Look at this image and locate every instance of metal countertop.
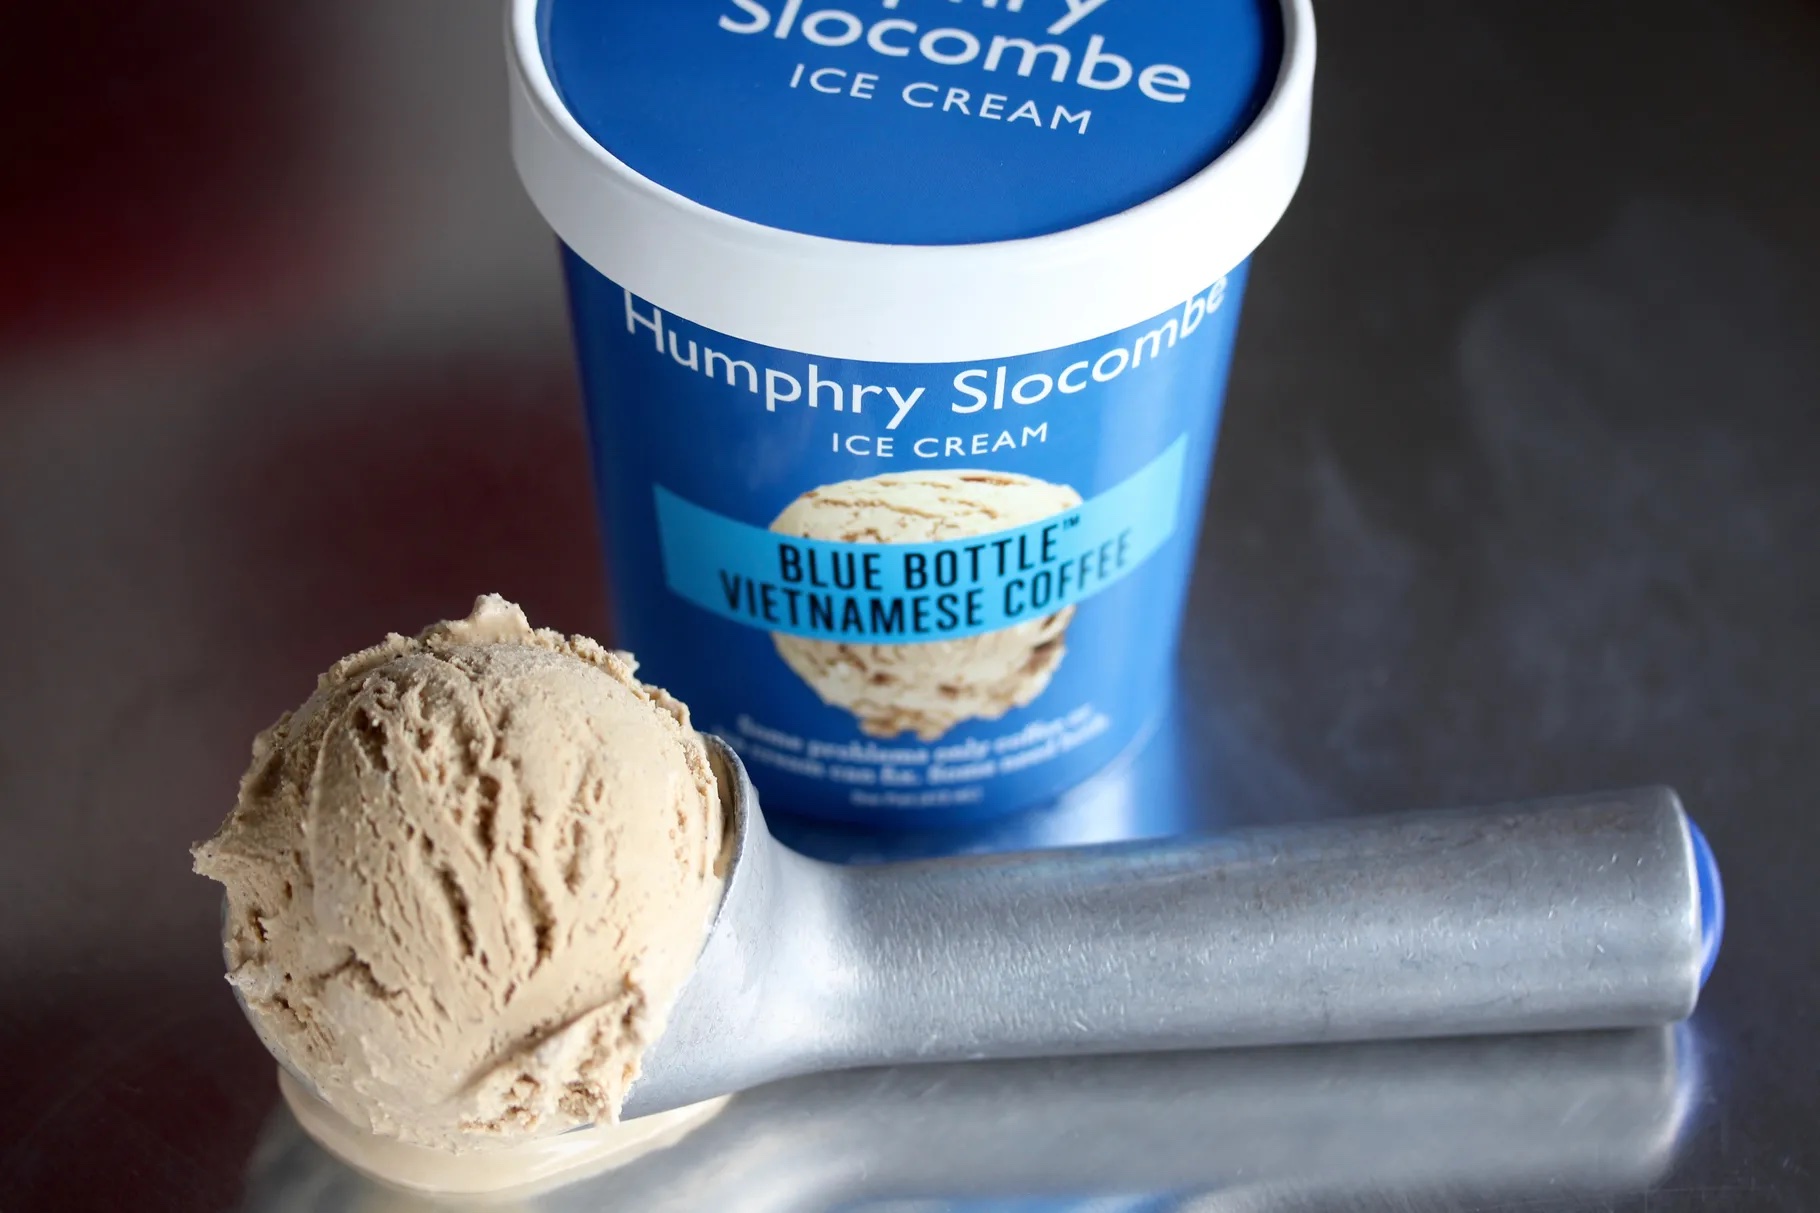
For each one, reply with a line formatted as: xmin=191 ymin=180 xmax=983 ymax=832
xmin=1 ymin=2 xmax=1816 ymax=1210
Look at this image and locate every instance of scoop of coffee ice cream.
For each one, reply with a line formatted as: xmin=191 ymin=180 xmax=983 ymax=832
xmin=770 ymin=470 xmax=1083 ymax=741
xmin=193 ymin=596 xmax=726 ymax=1151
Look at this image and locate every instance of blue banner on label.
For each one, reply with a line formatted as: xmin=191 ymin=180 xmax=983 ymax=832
xmin=656 ymin=438 xmax=1187 ymax=644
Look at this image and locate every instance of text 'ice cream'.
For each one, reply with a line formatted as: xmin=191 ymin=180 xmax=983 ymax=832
xmin=193 ymin=596 xmax=727 ymax=1152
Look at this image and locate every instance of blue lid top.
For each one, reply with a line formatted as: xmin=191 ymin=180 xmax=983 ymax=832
xmin=541 ymin=0 xmax=1282 ymax=246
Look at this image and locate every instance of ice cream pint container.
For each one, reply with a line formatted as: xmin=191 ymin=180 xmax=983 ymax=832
xmin=509 ymin=0 xmax=1314 ymax=825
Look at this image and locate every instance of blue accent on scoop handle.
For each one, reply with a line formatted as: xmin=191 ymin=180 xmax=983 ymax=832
xmin=1688 ymin=818 xmax=1724 ymax=986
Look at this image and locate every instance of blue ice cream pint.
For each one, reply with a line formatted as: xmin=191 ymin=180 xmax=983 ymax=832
xmin=509 ymin=0 xmax=1314 ymax=826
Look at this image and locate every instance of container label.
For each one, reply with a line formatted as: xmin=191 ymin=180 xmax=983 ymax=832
xmin=563 ymin=253 xmax=1250 ymax=822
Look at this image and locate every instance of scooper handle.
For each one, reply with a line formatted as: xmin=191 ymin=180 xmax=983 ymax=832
xmin=623 ymin=753 xmax=1720 ymax=1118
xmin=815 ymin=788 xmax=1714 ymax=1066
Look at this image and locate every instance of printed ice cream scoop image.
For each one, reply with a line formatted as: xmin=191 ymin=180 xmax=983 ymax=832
xmin=192 ymin=596 xmax=727 ymax=1154
xmin=769 ymin=470 xmax=1085 ymax=741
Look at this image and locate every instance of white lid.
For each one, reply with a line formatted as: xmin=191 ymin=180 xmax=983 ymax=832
xmin=509 ymin=0 xmax=1314 ymax=362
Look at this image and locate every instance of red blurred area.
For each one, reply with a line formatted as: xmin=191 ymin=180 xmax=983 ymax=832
xmin=0 ymin=1 xmax=333 ymax=347
xmin=0 ymin=974 xmax=274 ymax=1213
xmin=203 ymin=354 xmax=612 ymax=679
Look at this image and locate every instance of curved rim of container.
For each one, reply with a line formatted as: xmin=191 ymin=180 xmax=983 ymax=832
xmin=509 ymin=0 xmax=1315 ymax=362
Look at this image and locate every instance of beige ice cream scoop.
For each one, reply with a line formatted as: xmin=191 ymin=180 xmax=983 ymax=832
xmin=769 ymin=469 xmax=1083 ymax=741
xmin=192 ymin=596 xmax=727 ymax=1154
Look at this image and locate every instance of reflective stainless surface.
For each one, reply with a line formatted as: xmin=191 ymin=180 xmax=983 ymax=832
xmin=244 ymin=1029 xmax=1693 ymax=1213
xmin=2 ymin=1 xmax=1816 ymax=1210
xmin=630 ymin=743 xmax=1706 ymax=1116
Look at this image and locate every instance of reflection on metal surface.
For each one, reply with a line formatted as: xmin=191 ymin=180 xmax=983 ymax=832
xmin=276 ymin=1070 xmax=730 ymax=1202
xmin=239 ymin=1027 xmax=1692 ymax=1213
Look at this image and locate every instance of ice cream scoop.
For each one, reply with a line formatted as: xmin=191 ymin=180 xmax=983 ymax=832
xmin=620 ymin=739 xmax=1723 ymax=1119
xmin=235 ymin=730 xmax=1716 ymax=1198
xmin=215 ymin=701 xmax=1721 ymax=1146
xmin=203 ymin=600 xmax=1722 ymax=1166
xmin=195 ymin=596 xmax=728 ymax=1152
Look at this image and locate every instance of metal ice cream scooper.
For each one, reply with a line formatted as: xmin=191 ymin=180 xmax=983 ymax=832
xmin=621 ymin=737 xmax=1723 ymax=1119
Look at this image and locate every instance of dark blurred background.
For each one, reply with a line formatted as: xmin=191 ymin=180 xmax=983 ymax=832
xmin=1 ymin=2 xmax=1817 ymax=1210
